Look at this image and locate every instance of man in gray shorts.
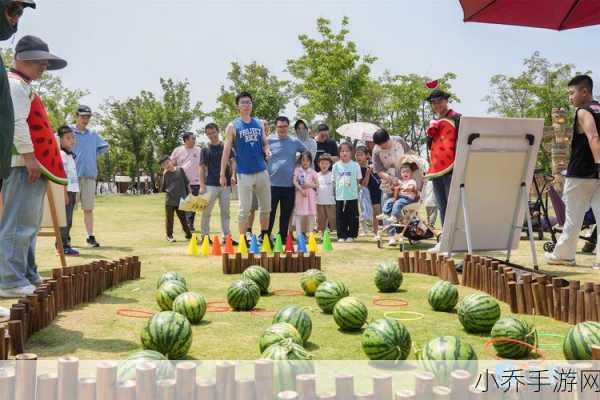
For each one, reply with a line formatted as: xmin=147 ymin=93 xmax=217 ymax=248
xmin=220 ymin=91 xmax=271 ymax=242
xmin=72 ymin=105 xmax=109 ymax=247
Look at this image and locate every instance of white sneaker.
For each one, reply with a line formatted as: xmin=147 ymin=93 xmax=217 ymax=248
xmin=545 ymin=252 xmax=576 ymax=266
xmin=338 ymin=238 xmax=346 ymax=243
xmin=388 ymin=237 xmax=397 ymax=246
xmin=346 ymin=238 xmax=354 ymax=243
xmin=0 ymin=285 xmax=36 ymax=298
xmin=167 ymin=236 xmax=176 ymax=243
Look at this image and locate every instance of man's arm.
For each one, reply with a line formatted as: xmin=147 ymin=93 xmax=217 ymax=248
xmin=262 ymin=120 xmax=271 ymax=159
xmin=230 ymin=158 xmax=237 ymax=185
xmin=96 ymin=132 xmax=109 ymax=155
xmin=220 ymin=123 xmax=235 ymax=187
xmin=578 ymin=109 xmax=600 ymax=164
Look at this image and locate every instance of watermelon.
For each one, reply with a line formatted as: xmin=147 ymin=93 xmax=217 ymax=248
xmin=117 ymin=350 xmax=175 ymax=381
xmin=491 ymin=316 xmax=537 ymax=359
xmin=242 ymin=265 xmax=270 ymax=295
xmin=374 ymin=262 xmax=403 ymax=293
xmin=315 ymin=281 xmax=349 ymax=314
xmin=273 ymin=305 xmax=312 ymax=343
xmin=156 ymin=281 xmax=187 ymax=311
xmin=362 ymin=318 xmax=412 ymax=361
xmin=259 ymin=323 xmax=303 ymax=353
xmin=172 ymin=292 xmax=207 ymax=324
xmin=227 ymin=279 xmax=261 ymax=311
xmin=141 ymin=311 xmax=193 ymax=359
xmin=419 ymin=336 xmax=478 ymax=386
xmin=300 ymin=269 xmax=327 ymax=296
xmin=333 ymin=297 xmax=368 ymax=331
xmin=563 ymin=321 xmax=600 ymax=360
xmin=272 ymin=360 xmax=315 ymax=395
xmin=428 ymin=281 xmax=459 ymax=312
xmin=457 ymin=294 xmax=501 ymax=334
xmin=157 ymin=272 xmax=187 ymax=289
xmin=426 ymin=113 xmax=459 ymax=179
xmin=262 ymin=341 xmax=312 ymax=361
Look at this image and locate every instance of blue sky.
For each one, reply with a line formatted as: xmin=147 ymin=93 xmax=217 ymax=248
xmin=5 ymin=0 xmax=600 ymax=121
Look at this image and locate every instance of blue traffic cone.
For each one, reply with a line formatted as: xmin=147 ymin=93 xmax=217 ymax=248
xmin=250 ymin=234 xmax=260 ymax=254
xmin=297 ymin=233 xmax=308 ymax=253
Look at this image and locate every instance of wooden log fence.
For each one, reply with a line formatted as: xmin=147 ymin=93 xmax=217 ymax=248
xmin=397 ymin=251 xmax=459 ymax=285
xmin=0 ymin=257 xmax=141 ymax=361
xmin=2 ymin=357 xmax=600 ymax=400
xmin=222 ymin=252 xmax=321 ymax=274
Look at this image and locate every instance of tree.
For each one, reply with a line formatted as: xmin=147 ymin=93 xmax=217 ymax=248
xmin=287 ymin=17 xmax=376 ymax=133
xmin=211 ymin=62 xmax=290 ymax=128
xmin=485 ymin=51 xmax=592 ymax=125
xmin=0 ymin=48 xmax=89 ymax=129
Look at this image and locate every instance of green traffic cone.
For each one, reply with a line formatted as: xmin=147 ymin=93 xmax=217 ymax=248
xmin=274 ymin=234 xmax=284 ymax=253
xmin=322 ymin=229 xmax=333 ymax=252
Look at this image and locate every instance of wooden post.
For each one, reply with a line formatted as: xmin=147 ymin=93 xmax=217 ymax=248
xmin=467 ymin=386 xmax=484 ymax=400
xmin=372 ymin=374 xmax=392 ymax=400
xmin=447 ymin=260 xmax=459 ymax=285
xmin=176 ymin=361 xmax=197 ymax=400
xmin=77 ymin=378 xmax=96 ymax=400
xmin=532 ymin=283 xmax=547 ymax=316
xmin=116 ymin=380 xmax=136 ymax=400
xmin=195 ymin=379 xmax=216 ymax=400
xmin=278 ymin=393 xmax=298 ymax=400
xmin=577 ymin=290 xmax=585 ymax=324
xmin=316 ymin=394 xmax=335 ymax=400
xmin=414 ymin=371 xmax=435 ymax=400
xmin=395 ymin=390 xmax=415 ymax=400
xmin=255 ymin=360 xmax=274 ymax=400
xmin=135 ymin=361 xmax=157 ymax=400
xmin=561 ymin=287 xmax=570 ymax=323
xmin=216 ymin=361 xmax=235 ymax=400
xmin=545 ymin=284 xmax=555 ymax=319
xmin=0 ymin=373 xmax=15 ymax=400
xmin=57 ymin=356 xmax=79 ymax=400
xmin=236 ymin=379 xmax=256 ymax=400
xmin=508 ymin=282 xmax=518 ymax=313
xmin=516 ymin=283 xmax=526 ymax=314
xmin=334 ymin=374 xmax=354 ymax=400
xmin=432 ymin=387 xmax=450 ymax=400
xmin=588 ymin=291 xmax=599 ymax=322
xmin=15 ymin=353 xmax=37 ymax=400
xmin=157 ymin=379 xmax=176 ymax=400
xmin=355 ymin=394 xmax=373 ymax=400
xmin=273 ymin=253 xmax=280 ymax=273
xmin=96 ymin=361 xmax=118 ymax=400
xmin=223 ymin=254 xmax=230 ymax=274
xmin=7 ymin=321 xmax=24 ymax=356
xmin=449 ymin=370 xmax=470 ymax=400
xmin=569 ymin=281 xmax=580 ymax=325
xmin=36 ymin=373 xmax=58 ymax=400
xmin=522 ymin=274 xmax=533 ymax=314
xmin=592 ymin=345 xmax=600 ymax=360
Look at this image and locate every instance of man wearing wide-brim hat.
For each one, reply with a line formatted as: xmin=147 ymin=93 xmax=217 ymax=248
xmin=0 ymin=35 xmax=67 ymax=298
xmin=0 ymin=1 xmax=36 ymax=182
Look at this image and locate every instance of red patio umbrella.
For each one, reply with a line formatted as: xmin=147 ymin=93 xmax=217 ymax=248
xmin=460 ymin=0 xmax=600 ymax=31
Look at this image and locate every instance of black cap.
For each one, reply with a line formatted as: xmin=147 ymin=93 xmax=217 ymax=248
xmin=159 ymin=155 xmax=171 ymax=165
xmin=15 ymin=35 xmax=67 ymax=71
xmin=317 ymin=123 xmax=329 ymax=132
xmin=20 ymin=1 xmax=37 ymax=9
xmin=426 ymin=89 xmax=450 ymax=102
xmin=77 ymin=105 xmax=92 ymax=116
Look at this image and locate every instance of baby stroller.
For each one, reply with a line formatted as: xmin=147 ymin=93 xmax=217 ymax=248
xmin=376 ymin=154 xmax=436 ymax=251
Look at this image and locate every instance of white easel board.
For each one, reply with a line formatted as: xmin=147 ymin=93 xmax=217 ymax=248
xmin=42 ymin=181 xmax=66 ymax=228
xmin=439 ymin=116 xmax=544 ymax=253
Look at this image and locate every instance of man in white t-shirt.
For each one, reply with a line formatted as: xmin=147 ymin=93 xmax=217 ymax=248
xmin=57 ymin=126 xmax=80 ymax=256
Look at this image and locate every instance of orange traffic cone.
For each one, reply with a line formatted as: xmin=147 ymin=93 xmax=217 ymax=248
xmin=224 ymin=234 xmax=235 ymax=255
xmin=212 ymin=235 xmax=222 ymax=256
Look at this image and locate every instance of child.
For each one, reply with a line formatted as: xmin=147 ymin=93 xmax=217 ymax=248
xmin=293 ymin=151 xmax=318 ymax=236
xmin=356 ymin=146 xmax=382 ymax=240
xmin=58 ymin=126 xmax=80 ymax=256
xmin=332 ymin=142 xmax=362 ymax=242
xmin=380 ymin=163 xmax=417 ymax=224
xmin=159 ymin=155 xmax=193 ymax=242
xmin=316 ymin=153 xmax=336 ymax=234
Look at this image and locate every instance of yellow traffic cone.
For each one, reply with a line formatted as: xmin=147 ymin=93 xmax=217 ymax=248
xmin=187 ymin=234 xmax=199 ymax=256
xmin=261 ymin=233 xmax=272 ymax=254
xmin=238 ymin=234 xmax=248 ymax=256
xmin=308 ymin=232 xmax=318 ymax=253
xmin=200 ymin=235 xmax=211 ymax=256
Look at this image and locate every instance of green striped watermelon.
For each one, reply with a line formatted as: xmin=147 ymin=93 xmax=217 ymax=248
xmin=315 ymin=281 xmax=349 ymax=314
xmin=227 ymin=279 xmax=261 ymax=311
xmin=300 ymin=269 xmax=327 ymax=296
xmin=273 ymin=305 xmax=312 ymax=343
xmin=457 ymin=294 xmax=501 ymax=334
xmin=259 ymin=323 xmax=303 ymax=353
xmin=117 ymin=350 xmax=175 ymax=381
xmin=271 ymin=360 xmax=315 ymax=396
xmin=242 ymin=265 xmax=271 ymax=295
xmin=428 ymin=281 xmax=459 ymax=312
xmin=362 ymin=318 xmax=412 ymax=361
xmin=333 ymin=297 xmax=368 ymax=331
xmin=491 ymin=316 xmax=537 ymax=359
xmin=141 ymin=311 xmax=193 ymax=359
xmin=156 ymin=272 xmax=187 ymax=289
xmin=563 ymin=321 xmax=600 ymax=360
xmin=262 ymin=341 xmax=312 ymax=361
xmin=156 ymin=281 xmax=188 ymax=311
xmin=419 ymin=336 xmax=478 ymax=386
xmin=172 ymin=292 xmax=207 ymax=325
xmin=374 ymin=262 xmax=403 ymax=293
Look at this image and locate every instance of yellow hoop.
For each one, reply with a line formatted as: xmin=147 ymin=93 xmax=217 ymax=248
xmin=383 ymin=311 xmax=425 ymax=322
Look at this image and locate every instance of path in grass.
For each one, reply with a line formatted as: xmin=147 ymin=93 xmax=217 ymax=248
xmin=4 ymin=194 xmax=595 ymax=360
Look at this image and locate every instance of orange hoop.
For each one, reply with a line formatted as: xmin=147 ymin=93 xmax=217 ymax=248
xmin=116 ymin=309 xmax=154 ymax=319
xmin=206 ymin=300 xmax=232 ymax=313
xmin=272 ymin=289 xmax=304 ymax=297
xmin=373 ymin=296 xmax=409 ymax=308
xmin=483 ymin=338 xmax=545 ymax=362
xmin=250 ymin=308 xmax=277 ymax=317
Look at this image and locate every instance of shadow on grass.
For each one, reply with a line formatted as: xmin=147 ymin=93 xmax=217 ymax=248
xmin=337 ymin=328 xmax=365 ymax=335
xmin=97 ymin=295 xmax=139 ymax=305
xmin=26 ymin=326 xmax=138 ymax=357
xmin=305 ymin=341 xmax=320 ymax=351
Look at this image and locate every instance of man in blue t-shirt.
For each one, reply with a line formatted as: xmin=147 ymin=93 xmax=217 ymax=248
xmin=220 ymin=92 xmax=272 ymax=240
xmin=267 ymin=116 xmax=307 ymax=238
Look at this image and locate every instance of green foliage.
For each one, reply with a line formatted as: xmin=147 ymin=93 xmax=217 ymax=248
xmin=287 ymin=17 xmax=376 ymax=134
xmin=211 ymin=62 xmax=290 ymax=128
xmin=0 ymin=48 xmax=88 ymax=130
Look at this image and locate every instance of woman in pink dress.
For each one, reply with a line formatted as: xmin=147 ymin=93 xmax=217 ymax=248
xmin=293 ymin=151 xmax=319 ymax=236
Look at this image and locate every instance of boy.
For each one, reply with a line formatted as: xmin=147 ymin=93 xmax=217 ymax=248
xmin=58 ymin=125 xmax=79 ymax=256
xmin=545 ymin=75 xmax=600 ymax=268
xmin=159 ymin=155 xmax=192 ymax=242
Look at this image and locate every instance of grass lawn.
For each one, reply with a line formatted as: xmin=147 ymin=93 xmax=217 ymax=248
xmin=4 ymin=194 xmax=598 ymax=361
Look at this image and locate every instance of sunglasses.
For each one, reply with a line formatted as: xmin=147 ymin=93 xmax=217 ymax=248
xmin=6 ymin=2 xmax=25 ymax=18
